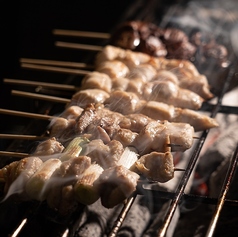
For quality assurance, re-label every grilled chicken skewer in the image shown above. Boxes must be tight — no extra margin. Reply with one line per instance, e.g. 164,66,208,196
49,103,195,153
9,86,217,132
0,135,176,209
95,45,213,99
0,21,220,225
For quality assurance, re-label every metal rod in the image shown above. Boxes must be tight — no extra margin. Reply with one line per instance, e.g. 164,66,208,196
157,64,236,237
141,189,238,207
10,218,28,237
205,144,238,237
108,194,137,237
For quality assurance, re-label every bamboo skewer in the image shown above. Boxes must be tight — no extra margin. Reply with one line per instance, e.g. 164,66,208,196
55,41,103,51
11,90,70,104
10,90,201,141
0,134,45,140
0,151,29,158
20,58,94,69
0,108,55,120
21,63,90,75
52,29,110,39
4,78,79,91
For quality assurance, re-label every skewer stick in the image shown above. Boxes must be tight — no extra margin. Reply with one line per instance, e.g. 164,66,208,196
52,29,111,39
0,108,55,120
21,63,90,75
0,151,29,158
4,78,79,91
20,58,94,69
0,134,45,140
10,218,28,237
55,41,103,51
11,90,70,104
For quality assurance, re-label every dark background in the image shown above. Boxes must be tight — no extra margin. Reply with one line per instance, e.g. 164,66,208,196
0,0,176,132
0,0,137,102
0,0,143,150
0,0,142,132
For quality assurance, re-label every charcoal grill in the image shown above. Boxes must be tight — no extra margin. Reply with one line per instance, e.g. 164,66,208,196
1,0,238,236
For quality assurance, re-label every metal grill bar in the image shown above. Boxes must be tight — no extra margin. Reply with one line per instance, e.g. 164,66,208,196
205,144,238,237
157,64,236,237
